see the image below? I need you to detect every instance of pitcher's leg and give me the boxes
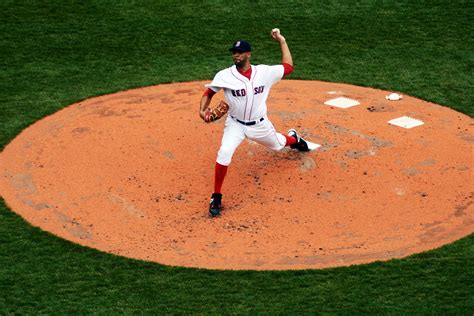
[210,118,245,216]
[247,119,288,151]
[216,118,246,166]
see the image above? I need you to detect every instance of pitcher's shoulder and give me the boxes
[214,66,235,78]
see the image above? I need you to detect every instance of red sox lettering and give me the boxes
[254,86,265,94]
[231,89,246,97]
[231,86,264,97]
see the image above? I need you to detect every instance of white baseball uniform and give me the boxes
[206,64,287,166]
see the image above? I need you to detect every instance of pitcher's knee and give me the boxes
[270,142,285,151]
[216,146,235,166]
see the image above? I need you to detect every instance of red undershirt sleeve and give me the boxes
[283,63,294,77]
[203,88,216,98]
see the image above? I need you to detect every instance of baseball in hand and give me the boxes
[271,28,285,42]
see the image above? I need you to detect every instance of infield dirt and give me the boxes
[0,80,472,270]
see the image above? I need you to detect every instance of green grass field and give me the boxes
[1,1,473,314]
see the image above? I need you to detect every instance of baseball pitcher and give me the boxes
[199,29,311,217]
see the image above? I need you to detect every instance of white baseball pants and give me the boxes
[216,116,287,166]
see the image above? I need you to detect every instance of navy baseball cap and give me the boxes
[229,40,251,52]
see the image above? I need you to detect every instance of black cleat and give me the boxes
[209,193,222,217]
[288,129,310,152]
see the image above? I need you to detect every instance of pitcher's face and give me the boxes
[232,51,251,68]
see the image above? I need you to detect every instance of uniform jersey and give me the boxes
[206,64,284,122]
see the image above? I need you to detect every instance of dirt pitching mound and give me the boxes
[0,80,472,270]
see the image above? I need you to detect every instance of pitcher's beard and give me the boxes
[234,60,245,68]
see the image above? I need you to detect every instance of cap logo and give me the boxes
[236,41,241,47]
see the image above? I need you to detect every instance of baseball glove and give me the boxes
[204,100,229,122]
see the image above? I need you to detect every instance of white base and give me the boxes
[386,93,403,101]
[324,97,360,108]
[388,116,424,129]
